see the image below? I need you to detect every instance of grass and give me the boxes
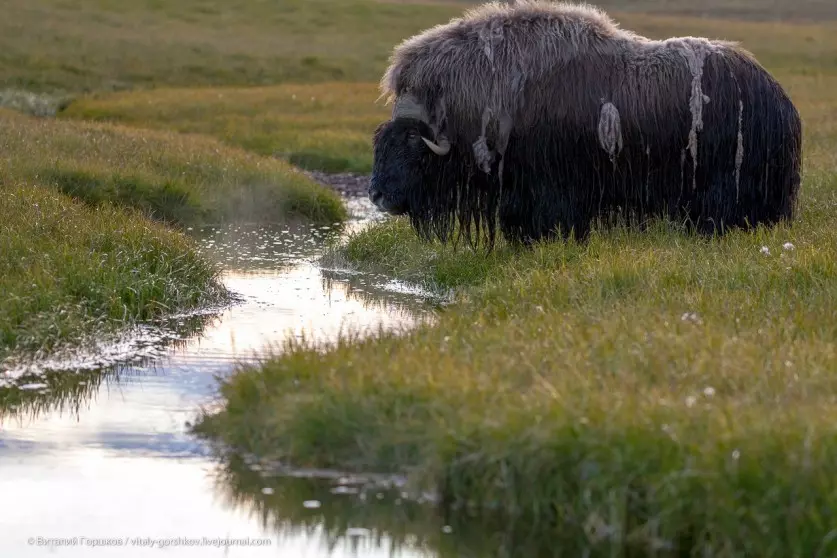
[10,0,835,95]
[0,105,345,366]
[0,0,463,95]
[192,5,837,556]
[62,83,389,174]
[0,109,347,227]
[0,181,229,363]
[573,0,837,22]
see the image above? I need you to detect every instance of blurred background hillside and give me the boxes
[3,0,836,96]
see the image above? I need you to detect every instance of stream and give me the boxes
[0,195,503,557]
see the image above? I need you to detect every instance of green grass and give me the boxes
[0,182,229,363]
[0,105,345,366]
[62,83,389,174]
[0,109,347,227]
[192,6,837,556]
[0,0,464,95]
[9,0,836,95]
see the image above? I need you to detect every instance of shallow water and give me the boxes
[0,196,472,557]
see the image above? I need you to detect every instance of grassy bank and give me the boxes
[0,109,346,226]
[0,182,228,363]
[192,7,837,556]
[0,106,345,366]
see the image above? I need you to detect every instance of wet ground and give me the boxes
[0,194,494,557]
[301,171,371,198]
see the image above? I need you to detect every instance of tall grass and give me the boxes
[195,172,837,554]
[0,182,229,362]
[0,104,346,364]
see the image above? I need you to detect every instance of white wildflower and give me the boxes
[681,312,702,324]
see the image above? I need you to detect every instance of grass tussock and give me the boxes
[0,109,347,227]
[192,6,837,555]
[0,182,229,361]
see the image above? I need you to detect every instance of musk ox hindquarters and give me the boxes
[368,0,802,248]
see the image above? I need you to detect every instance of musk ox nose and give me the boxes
[368,187,384,208]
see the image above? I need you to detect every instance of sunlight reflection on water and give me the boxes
[0,195,449,557]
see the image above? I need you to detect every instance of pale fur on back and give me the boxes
[379,0,750,167]
[380,0,642,100]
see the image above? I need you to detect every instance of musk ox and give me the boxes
[368,0,802,248]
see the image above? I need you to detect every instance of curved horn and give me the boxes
[422,135,451,156]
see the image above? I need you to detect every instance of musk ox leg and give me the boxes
[498,190,571,245]
[497,166,563,246]
[498,160,594,245]
[496,122,616,245]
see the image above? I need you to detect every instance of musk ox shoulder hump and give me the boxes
[379,0,645,102]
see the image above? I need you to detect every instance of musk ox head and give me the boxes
[368,94,450,215]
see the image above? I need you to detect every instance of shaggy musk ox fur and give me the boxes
[368,0,803,248]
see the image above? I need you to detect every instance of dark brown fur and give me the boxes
[369,1,802,247]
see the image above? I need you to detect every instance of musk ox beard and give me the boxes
[367,0,803,248]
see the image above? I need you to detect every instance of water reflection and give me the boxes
[0,195,450,557]
[211,451,553,558]
[215,452,439,557]
[1,312,218,423]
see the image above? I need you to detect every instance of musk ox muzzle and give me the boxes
[368,93,451,215]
